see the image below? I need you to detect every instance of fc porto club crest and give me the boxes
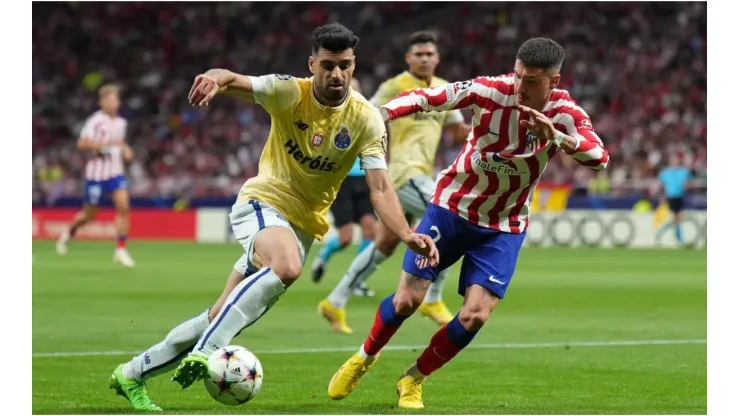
[311,132,323,147]
[333,126,351,150]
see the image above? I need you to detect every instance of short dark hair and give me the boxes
[408,31,437,49]
[516,37,565,72]
[311,23,360,54]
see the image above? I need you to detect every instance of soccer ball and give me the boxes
[203,346,263,405]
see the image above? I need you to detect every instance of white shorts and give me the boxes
[231,200,314,276]
[396,174,437,220]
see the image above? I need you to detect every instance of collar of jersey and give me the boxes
[403,71,436,88]
[309,77,351,112]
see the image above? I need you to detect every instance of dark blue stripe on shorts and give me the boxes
[197,267,271,351]
[249,200,265,230]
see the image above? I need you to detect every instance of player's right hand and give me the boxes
[189,74,220,107]
[402,233,439,267]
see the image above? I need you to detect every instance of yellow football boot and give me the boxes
[328,352,379,400]
[397,374,425,409]
[418,301,454,326]
[318,298,353,334]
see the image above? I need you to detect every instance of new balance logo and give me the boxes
[294,120,309,131]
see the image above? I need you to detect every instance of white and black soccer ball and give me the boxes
[203,346,263,405]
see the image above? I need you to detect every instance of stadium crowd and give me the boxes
[32,2,706,201]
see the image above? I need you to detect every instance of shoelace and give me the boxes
[401,379,423,402]
[340,360,367,383]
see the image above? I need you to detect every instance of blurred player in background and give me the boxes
[311,78,379,298]
[56,84,135,267]
[108,23,438,411]
[318,31,471,334]
[328,37,609,409]
[656,154,692,246]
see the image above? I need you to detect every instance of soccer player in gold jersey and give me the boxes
[319,31,471,334]
[107,23,438,411]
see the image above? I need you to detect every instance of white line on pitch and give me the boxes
[31,338,706,358]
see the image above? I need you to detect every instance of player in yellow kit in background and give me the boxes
[108,23,439,411]
[319,31,471,334]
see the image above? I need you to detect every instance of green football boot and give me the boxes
[171,352,209,389]
[109,364,162,411]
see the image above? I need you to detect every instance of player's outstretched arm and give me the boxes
[519,105,609,171]
[379,78,488,123]
[365,168,439,266]
[188,69,256,107]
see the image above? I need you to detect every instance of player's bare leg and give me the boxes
[112,268,252,411]
[313,222,353,282]
[111,188,135,267]
[398,285,498,409]
[173,227,303,389]
[352,212,379,297]
[672,212,686,246]
[322,221,399,333]
[328,272,429,399]
[56,204,97,255]
[319,214,377,333]
[312,217,354,285]
[324,220,451,333]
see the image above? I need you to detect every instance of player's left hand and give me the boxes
[402,233,439,267]
[122,143,134,163]
[189,74,220,107]
[518,105,557,141]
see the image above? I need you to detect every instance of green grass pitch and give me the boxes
[32,241,706,414]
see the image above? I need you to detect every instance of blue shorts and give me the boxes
[83,175,128,205]
[402,204,526,299]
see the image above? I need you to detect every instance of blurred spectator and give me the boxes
[32,2,706,199]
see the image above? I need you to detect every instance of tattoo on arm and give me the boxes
[405,274,431,292]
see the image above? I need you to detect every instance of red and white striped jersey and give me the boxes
[382,74,609,233]
[79,110,128,181]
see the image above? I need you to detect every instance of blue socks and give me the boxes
[675,223,684,245]
[657,222,685,245]
[320,237,374,263]
[445,313,479,348]
[379,294,410,327]
[357,238,372,254]
[319,235,342,263]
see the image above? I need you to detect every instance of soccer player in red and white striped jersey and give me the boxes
[56,84,136,267]
[328,37,609,409]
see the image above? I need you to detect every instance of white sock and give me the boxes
[404,363,426,379]
[194,267,285,355]
[424,268,447,303]
[358,344,377,363]
[328,243,388,309]
[123,309,210,381]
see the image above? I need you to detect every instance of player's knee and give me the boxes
[458,308,490,331]
[116,204,131,216]
[338,226,353,247]
[375,235,399,256]
[82,206,98,220]
[393,293,421,315]
[359,216,376,239]
[393,290,423,315]
[459,301,497,331]
[269,258,303,286]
